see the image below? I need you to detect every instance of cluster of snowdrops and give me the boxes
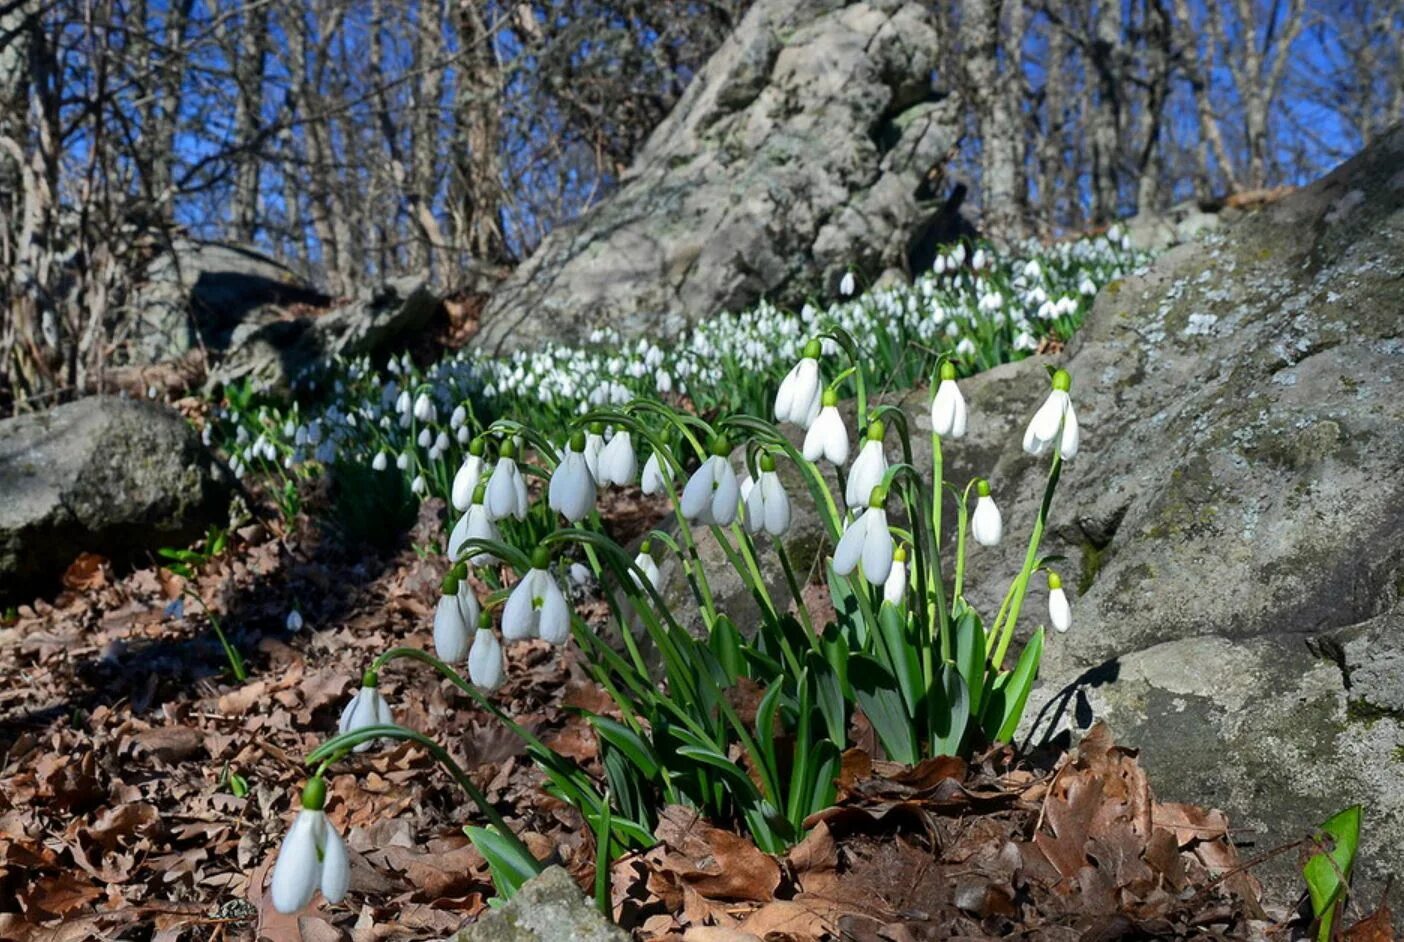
[267,329,1083,914]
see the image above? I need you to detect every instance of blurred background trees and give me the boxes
[1,0,1400,410]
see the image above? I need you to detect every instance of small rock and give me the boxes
[449,866,627,942]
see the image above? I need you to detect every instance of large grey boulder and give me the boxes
[449,866,627,942]
[473,0,961,354]
[0,397,231,602]
[659,124,1404,899]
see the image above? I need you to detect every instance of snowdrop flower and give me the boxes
[972,247,987,271]
[447,485,499,565]
[395,390,411,415]
[502,549,571,644]
[468,614,505,690]
[930,362,967,439]
[883,546,907,606]
[970,479,1003,546]
[413,392,435,423]
[485,441,529,521]
[411,474,427,496]
[744,454,791,538]
[451,438,488,511]
[1047,571,1072,633]
[395,451,410,471]
[803,389,849,465]
[285,609,304,632]
[569,562,593,587]
[641,450,668,495]
[455,572,480,627]
[631,541,662,592]
[433,573,472,662]
[450,404,468,429]
[833,491,894,586]
[839,271,856,297]
[774,340,822,428]
[956,337,977,358]
[845,420,889,510]
[338,672,395,752]
[549,432,596,523]
[681,438,740,526]
[1022,369,1078,460]
[270,777,349,913]
[416,427,433,449]
[597,429,637,486]
[582,423,606,483]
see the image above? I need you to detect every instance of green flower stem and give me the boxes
[951,479,976,600]
[307,723,539,870]
[990,452,1063,671]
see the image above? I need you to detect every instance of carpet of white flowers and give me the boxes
[211,232,1149,519]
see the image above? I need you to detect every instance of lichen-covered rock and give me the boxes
[473,0,961,354]
[449,866,627,942]
[0,397,231,602]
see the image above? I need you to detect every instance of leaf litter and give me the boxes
[0,485,1389,940]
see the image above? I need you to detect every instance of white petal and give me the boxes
[337,690,359,735]
[446,511,471,562]
[846,440,886,509]
[762,475,790,536]
[832,512,868,576]
[501,573,538,640]
[1059,402,1079,460]
[434,596,471,662]
[468,629,504,689]
[1049,588,1072,632]
[744,479,765,534]
[318,819,350,903]
[931,380,960,437]
[451,457,482,511]
[680,460,715,520]
[972,496,1003,546]
[774,361,802,422]
[271,811,324,914]
[951,389,968,438]
[538,579,571,644]
[511,468,529,520]
[485,461,517,521]
[1028,390,1066,448]
[457,584,480,626]
[641,452,666,495]
[600,433,637,486]
[860,510,893,585]
[710,459,739,526]
[883,559,907,606]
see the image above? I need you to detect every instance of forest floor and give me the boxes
[0,481,1378,942]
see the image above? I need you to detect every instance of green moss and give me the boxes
[1345,697,1404,727]
[1078,540,1105,595]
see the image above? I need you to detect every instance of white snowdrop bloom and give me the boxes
[451,441,487,511]
[582,424,606,483]
[656,370,673,394]
[1022,369,1079,460]
[433,588,471,662]
[413,392,435,423]
[1048,571,1072,633]
[803,390,849,465]
[450,404,467,429]
[270,778,349,914]
[970,480,1003,546]
[502,555,571,644]
[457,425,472,444]
[416,427,433,449]
[569,562,593,586]
[631,542,662,592]
[744,454,791,537]
[485,443,529,521]
[411,474,427,496]
[934,254,947,274]
[956,337,977,358]
[680,444,740,526]
[447,488,499,565]
[972,247,987,271]
[467,624,505,690]
[833,498,894,586]
[338,676,395,752]
[285,609,304,632]
[1024,259,1042,280]
[433,431,450,453]
[845,421,889,510]
[930,362,967,439]
[549,434,597,523]
[455,577,480,628]
[396,390,412,415]
[597,430,637,486]
[883,546,908,606]
[1079,276,1097,296]
[1014,331,1037,352]
[774,340,823,428]
[952,243,966,265]
[641,450,668,495]
[839,271,856,297]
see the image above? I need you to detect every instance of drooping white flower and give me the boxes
[970,480,1003,546]
[774,340,822,428]
[1048,571,1072,633]
[450,404,468,429]
[502,553,571,644]
[371,450,389,471]
[456,575,480,627]
[883,546,908,606]
[803,389,849,465]
[833,496,894,586]
[845,421,889,510]
[485,442,529,521]
[549,433,596,522]
[285,609,304,632]
[447,485,499,565]
[338,675,395,752]
[930,362,968,439]
[411,474,427,496]
[270,778,349,913]
[839,271,856,297]
[583,424,606,483]
[597,430,637,486]
[1022,369,1078,460]
[680,442,740,526]
[467,623,505,690]
[744,454,791,537]
[433,578,472,662]
[641,450,668,495]
[451,440,487,511]
[413,392,436,423]
[631,542,662,593]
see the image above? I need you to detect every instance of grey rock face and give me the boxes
[0,397,231,601]
[474,0,961,355]
[659,125,1404,899]
[449,867,627,942]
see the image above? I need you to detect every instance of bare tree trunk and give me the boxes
[231,0,270,242]
[960,0,1027,241]
[1133,0,1172,212]
[1085,0,1123,224]
[452,0,510,264]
